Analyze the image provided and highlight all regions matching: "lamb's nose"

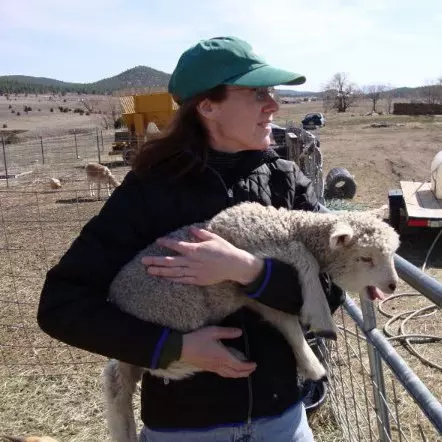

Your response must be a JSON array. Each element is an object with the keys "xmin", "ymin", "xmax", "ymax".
[{"xmin": 389, "ymin": 283, "xmax": 396, "ymax": 292}]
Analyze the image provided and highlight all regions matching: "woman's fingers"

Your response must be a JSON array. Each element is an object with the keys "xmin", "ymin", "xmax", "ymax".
[
  {"xmin": 189, "ymin": 226, "xmax": 218, "ymax": 241},
  {"xmin": 155, "ymin": 236, "xmax": 197, "ymax": 255},
  {"xmin": 141, "ymin": 255, "xmax": 199, "ymax": 268}
]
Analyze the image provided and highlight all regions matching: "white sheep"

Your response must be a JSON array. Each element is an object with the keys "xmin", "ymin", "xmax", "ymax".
[
  {"xmin": 104, "ymin": 202, "xmax": 400, "ymax": 442},
  {"xmin": 85, "ymin": 163, "xmax": 120, "ymax": 200}
]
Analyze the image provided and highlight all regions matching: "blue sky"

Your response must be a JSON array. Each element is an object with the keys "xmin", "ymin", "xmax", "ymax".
[{"xmin": 1, "ymin": 0, "xmax": 441, "ymax": 92}]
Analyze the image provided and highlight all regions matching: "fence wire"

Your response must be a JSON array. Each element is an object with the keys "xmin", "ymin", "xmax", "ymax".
[
  {"xmin": 318, "ymin": 300, "xmax": 442, "ymax": 442},
  {"xmin": 0, "ymin": 131, "xmax": 441, "ymax": 441}
]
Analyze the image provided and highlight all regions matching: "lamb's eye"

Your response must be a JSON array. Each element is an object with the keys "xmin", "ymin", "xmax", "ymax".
[{"xmin": 360, "ymin": 257, "xmax": 373, "ymax": 264}]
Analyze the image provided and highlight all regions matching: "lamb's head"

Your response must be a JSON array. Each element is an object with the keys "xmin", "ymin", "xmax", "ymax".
[
  {"xmin": 106, "ymin": 170, "xmax": 120, "ymax": 188},
  {"xmin": 325, "ymin": 213, "xmax": 400, "ymax": 300}
]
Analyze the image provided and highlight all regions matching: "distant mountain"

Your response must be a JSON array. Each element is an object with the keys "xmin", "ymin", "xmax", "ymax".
[
  {"xmin": 0, "ymin": 67, "xmax": 432, "ymax": 99},
  {"xmin": 0, "ymin": 66, "xmax": 171, "ymax": 94},
  {"xmin": 277, "ymin": 89, "xmax": 319, "ymax": 97}
]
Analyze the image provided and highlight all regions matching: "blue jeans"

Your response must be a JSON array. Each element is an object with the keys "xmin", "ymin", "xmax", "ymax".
[{"xmin": 139, "ymin": 401, "xmax": 315, "ymax": 441}]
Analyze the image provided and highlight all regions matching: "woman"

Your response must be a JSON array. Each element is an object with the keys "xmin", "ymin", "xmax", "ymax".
[{"xmin": 38, "ymin": 36, "xmax": 343, "ymax": 441}]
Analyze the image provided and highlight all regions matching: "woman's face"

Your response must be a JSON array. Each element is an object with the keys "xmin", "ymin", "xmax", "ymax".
[{"xmin": 199, "ymin": 86, "xmax": 279, "ymax": 153}]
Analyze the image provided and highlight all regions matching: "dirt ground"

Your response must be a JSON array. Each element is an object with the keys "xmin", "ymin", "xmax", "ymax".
[
  {"xmin": 0, "ymin": 94, "xmax": 441, "ymax": 441},
  {"xmin": 0, "ymin": 93, "xmax": 118, "ymax": 139}
]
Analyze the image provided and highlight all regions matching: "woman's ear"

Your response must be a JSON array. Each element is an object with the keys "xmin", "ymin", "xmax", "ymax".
[{"xmin": 196, "ymin": 98, "xmax": 220, "ymax": 121}]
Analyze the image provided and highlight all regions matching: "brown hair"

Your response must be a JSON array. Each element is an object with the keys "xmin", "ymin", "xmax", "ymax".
[{"xmin": 132, "ymin": 85, "xmax": 227, "ymax": 177}]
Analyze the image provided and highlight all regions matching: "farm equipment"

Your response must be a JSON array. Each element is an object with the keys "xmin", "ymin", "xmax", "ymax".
[
  {"xmin": 110, "ymin": 92, "xmax": 178, "ymax": 164},
  {"xmin": 388, "ymin": 150, "xmax": 442, "ymax": 235},
  {"xmin": 271, "ymin": 123, "xmax": 356, "ymax": 203}
]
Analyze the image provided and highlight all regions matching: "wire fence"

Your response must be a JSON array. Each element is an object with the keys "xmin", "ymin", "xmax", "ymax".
[
  {"xmin": 0, "ymin": 131, "xmax": 441, "ymax": 441},
  {"xmin": 318, "ymin": 293, "xmax": 442, "ymax": 442},
  {"xmin": 1, "ymin": 129, "xmax": 123, "ymax": 190}
]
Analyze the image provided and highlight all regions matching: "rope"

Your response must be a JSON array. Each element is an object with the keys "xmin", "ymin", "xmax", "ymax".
[{"xmin": 377, "ymin": 228, "xmax": 442, "ymax": 371}]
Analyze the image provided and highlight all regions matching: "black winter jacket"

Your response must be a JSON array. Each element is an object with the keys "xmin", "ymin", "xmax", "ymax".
[{"xmin": 37, "ymin": 148, "xmax": 344, "ymax": 430}]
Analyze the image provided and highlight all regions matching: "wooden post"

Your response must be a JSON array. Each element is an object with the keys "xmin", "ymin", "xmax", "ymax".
[
  {"xmin": 74, "ymin": 131, "xmax": 79, "ymax": 159},
  {"xmin": 285, "ymin": 132, "xmax": 300, "ymax": 164},
  {"xmin": 40, "ymin": 136, "xmax": 45, "ymax": 165},
  {"xmin": 96, "ymin": 128, "xmax": 101, "ymax": 163}
]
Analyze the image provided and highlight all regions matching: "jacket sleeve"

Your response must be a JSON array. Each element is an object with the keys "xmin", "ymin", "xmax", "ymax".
[
  {"xmin": 243, "ymin": 258, "xmax": 304, "ymax": 315},
  {"xmin": 37, "ymin": 172, "xmax": 176, "ymax": 369}
]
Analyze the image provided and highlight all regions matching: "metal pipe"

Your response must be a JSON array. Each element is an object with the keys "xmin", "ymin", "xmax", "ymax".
[
  {"xmin": 394, "ymin": 254, "xmax": 442, "ymax": 307},
  {"xmin": 360, "ymin": 294, "xmax": 391, "ymax": 441},
  {"xmin": 345, "ymin": 295, "xmax": 442, "ymax": 433}
]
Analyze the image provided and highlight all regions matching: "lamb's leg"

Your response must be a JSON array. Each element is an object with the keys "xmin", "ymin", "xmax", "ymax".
[
  {"xmin": 88, "ymin": 180, "xmax": 95, "ymax": 197},
  {"xmin": 97, "ymin": 181, "xmax": 101, "ymax": 200},
  {"xmin": 103, "ymin": 360, "xmax": 143, "ymax": 442},
  {"xmin": 245, "ymin": 300, "xmax": 326, "ymax": 380},
  {"xmin": 288, "ymin": 242, "xmax": 337, "ymax": 338}
]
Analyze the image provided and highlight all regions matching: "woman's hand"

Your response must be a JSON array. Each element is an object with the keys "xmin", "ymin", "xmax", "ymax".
[
  {"xmin": 180, "ymin": 326, "xmax": 257, "ymax": 378},
  {"xmin": 141, "ymin": 226, "xmax": 264, "ymax": 286}
]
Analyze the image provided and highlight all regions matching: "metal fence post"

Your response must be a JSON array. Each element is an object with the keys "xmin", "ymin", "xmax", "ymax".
[
  {"xmin": 360, "ymin": 294, "xmax": 392, "ymax": 441},
  {"xmin": 40, "ymin": 136, "xmax": 45, "ymax": 165},
  {"xmin": 1, "ymin": 135, "xmax": 9, "ymax": 188}
]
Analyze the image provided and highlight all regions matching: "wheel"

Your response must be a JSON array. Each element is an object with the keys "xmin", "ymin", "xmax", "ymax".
[
  {"xmin": 325, "ymin": 167, "xmax": 357, "ymax": 199},
  {"xmin": 388, "ymin": 189, "xmax": 407, "ymax": 234},
  {"xmin": 122, "ymin": 148, "xmax": 135, "ymax": 165}
]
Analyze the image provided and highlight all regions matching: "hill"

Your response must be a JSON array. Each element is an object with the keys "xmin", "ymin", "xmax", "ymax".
[{"xmin": 0, "ymin": 66, "xmax": 171, "ymax": 95}]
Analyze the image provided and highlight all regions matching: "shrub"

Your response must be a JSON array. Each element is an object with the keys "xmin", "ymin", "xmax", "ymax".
[
  {"xmin": 50, "ymin": 108, "xmax": 54, "ymax": 112},
  {"xmin": 2, "ymin": 123, "xmax": 7, "ymax": 128}
]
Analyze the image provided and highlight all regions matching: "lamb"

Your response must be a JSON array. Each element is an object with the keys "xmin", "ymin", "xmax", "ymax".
[
  {"xmin": 48, "ymin": 177, "xmax": 62, "ymax": 190},
  {"xmin": 104, "ymin": 202, "xmax": 400, "ymax": 442},
  {"xmin": 85, "ymin": 162, "xmax": 120, "ymax": 200}
]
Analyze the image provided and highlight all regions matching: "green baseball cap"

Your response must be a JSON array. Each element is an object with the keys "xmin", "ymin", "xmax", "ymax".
[{"xmin": 168, "ymin": 36, "xmax": 306, "ymax": 102}]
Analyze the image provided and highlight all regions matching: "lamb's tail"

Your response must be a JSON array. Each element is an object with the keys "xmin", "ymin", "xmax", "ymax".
[{"xmin": 103, "ymin": 360, "xmax": 143, "ymax": 442}]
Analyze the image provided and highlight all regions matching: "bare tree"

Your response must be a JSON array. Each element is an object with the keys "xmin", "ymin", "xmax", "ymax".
[
  {"xmin": 362, "ymin": 84, "xmax": 387, "ymax": 113},
  {"xmin": 99, "ymin": 97, "xmax": 123, "ymax": 129},
  {"xmin": 383, "ymin": 85, "xmax": 395, "ymax": 114},
  {"xmin": 80, "ymin": 97, "xmax": 101, "ymax": 113},
  {"xmin": 323, "ymin": 72, "xmax": 359, "ymax": 112},
  {"xmin": 420, "ymin": 80, "xmax": 442, "ymax": 105}
]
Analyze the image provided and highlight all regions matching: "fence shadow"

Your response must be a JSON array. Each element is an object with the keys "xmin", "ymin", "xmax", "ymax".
[{"xmin": 56, "ymin": 197, "xmax": 106, "ymax": 204}]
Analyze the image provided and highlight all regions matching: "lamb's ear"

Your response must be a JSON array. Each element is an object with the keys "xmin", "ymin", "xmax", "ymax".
[{"xmin": 329, "ymin": 223, "xmax": 354, "ymax": 249}]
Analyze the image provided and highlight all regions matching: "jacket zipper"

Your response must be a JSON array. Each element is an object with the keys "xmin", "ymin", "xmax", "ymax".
[{"xmin": 207, "ymin": 166, "xmax": 254, "ymax": 424}]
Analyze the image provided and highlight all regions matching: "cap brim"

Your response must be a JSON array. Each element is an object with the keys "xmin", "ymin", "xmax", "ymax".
[{"xmin": 224, "ymin": 64, "xmax": 306, "ymax": 87}]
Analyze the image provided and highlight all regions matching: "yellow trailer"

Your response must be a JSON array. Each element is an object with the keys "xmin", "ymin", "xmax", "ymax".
[{"xmin": 110, "ymin": 92, "xmax": 178, "ymax": 164}]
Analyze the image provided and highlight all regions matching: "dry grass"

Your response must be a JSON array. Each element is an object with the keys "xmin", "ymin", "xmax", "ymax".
[{"xmin": 0, "ymin": 96, "xmax": 441, "ymax": 441}]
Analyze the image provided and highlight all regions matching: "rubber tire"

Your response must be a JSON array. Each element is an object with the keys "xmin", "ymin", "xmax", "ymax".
[
  {"xmin": 325, "ymin": 167, "xmax": 357, "ymax": 199},
  {"xmin": 123, "ymin": 148, "xmax": 135, "ymax": 165}
]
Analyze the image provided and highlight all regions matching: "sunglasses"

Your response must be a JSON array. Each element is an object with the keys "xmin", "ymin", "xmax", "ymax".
[{"xmin": 228, "ymin": 87, "xmax": 276, "ymax": 102}]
